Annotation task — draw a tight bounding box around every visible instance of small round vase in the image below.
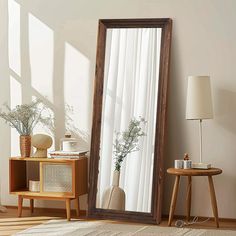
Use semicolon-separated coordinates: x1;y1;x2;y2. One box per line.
32;134;53;158
101;170;126;210
20;135;31;157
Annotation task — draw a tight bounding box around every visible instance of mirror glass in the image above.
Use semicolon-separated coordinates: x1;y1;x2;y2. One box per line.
96;27;162;213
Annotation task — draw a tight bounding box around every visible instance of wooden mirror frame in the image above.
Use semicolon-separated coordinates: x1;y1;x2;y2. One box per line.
88;18;172;224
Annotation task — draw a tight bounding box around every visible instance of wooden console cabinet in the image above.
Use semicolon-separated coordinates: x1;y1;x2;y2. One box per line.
9;157;88;220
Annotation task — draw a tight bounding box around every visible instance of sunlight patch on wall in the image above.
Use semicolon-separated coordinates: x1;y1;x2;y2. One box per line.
8;0;21;76
29;13;54;102
10;76;22;109
10;76;22;156
64;42;90;131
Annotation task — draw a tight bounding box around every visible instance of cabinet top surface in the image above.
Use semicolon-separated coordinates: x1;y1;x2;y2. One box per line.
167;168;222;176
10;157;87;162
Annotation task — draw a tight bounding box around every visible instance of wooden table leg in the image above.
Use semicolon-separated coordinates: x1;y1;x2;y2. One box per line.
75;197;80;217
66;199;71;221
208;176;219;228
18;196;23;217
168;175;180;226
30;199;34;214
186;176;192;222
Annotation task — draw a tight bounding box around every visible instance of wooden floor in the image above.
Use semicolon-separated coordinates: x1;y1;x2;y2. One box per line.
0;207;236;235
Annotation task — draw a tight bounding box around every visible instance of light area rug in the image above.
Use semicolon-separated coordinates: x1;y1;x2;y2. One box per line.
14;219;236;236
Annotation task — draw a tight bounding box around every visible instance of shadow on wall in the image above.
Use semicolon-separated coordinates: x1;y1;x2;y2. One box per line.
215;88;236;134
5;0;94;149
0;0;95;208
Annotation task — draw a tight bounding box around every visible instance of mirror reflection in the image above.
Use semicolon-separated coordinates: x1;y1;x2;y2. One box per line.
96;27;162;213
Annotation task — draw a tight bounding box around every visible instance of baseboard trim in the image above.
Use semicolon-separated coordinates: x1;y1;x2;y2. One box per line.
3;207;235;223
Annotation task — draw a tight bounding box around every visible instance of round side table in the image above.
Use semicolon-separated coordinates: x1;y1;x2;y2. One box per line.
167;168;222;228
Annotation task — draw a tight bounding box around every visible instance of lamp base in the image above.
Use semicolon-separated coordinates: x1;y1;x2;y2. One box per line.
192;163;211;169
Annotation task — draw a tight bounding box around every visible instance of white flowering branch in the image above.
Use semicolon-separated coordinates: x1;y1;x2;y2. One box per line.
113;117;146;172
0;99;54;135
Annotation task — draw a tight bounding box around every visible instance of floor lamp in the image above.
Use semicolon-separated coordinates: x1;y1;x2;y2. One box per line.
186;76;213;169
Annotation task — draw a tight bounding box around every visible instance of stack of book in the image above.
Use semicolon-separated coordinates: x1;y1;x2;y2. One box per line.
49;150;88;159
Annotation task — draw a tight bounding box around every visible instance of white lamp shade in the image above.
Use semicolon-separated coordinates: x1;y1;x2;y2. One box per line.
186;76;213;120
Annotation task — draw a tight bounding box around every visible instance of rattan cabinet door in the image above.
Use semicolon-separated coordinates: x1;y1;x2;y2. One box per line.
42;163;73;194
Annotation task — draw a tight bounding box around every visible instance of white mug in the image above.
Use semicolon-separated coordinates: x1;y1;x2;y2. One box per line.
175;160;184;169
184;160;192;169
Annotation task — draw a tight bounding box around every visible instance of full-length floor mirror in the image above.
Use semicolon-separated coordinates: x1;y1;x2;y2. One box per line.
88;19;172;224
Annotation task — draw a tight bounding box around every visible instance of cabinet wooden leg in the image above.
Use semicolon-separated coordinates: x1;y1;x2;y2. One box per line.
30;199;34;214
18;196;23;217
186;176;192;222
208;176;219;228
66;199;71;221
75;197;80;217
168;175;180;226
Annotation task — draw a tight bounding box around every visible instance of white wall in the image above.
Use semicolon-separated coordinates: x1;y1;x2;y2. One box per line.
0;0;236;218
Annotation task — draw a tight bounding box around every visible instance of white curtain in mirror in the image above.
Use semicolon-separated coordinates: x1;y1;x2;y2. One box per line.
97;28;162;212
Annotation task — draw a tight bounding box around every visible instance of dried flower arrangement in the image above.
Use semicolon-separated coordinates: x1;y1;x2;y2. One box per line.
113;117;146;172
0;99;54;135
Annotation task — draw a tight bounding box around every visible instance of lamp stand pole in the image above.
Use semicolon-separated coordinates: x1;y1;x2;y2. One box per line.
199;119;203;163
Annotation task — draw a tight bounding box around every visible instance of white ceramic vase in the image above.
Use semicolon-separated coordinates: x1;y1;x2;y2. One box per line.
32;134;53;158
101;170;125;210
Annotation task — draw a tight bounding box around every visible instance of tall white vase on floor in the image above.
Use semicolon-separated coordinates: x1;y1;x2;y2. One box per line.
102;170;125;210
